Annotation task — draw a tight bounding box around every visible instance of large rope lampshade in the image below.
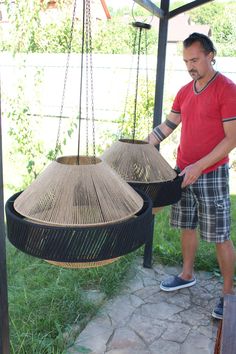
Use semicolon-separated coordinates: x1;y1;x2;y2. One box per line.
102;139;183;208
5;0;153;268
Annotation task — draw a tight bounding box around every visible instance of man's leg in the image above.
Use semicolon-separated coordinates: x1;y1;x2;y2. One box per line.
160;228;198;291
160;183;198;291
179;228;198;280
216;240;235;295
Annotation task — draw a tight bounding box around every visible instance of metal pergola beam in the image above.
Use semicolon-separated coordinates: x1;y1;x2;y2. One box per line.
169;0;214;19
133;0;165;19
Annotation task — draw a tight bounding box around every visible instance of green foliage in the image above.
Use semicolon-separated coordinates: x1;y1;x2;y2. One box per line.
4;63;78;190
2;0;235;57
5;68;46;188
120;78;155;140
35;16;81;54
2;0;158;55
189;1;236;56
4;0;41;54
2;0;80;53
92;19;134;54
170;1;186;10
96;77;155;156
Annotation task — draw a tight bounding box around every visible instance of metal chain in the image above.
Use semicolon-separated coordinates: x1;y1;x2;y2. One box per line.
121;27;138;139
77;0;86;164
85;0;89;157
122;24;150;142
55;0;77;158
132;26;142;142
77;0;96;164
145;30;150;136
79;0;96;164
87;0;96;162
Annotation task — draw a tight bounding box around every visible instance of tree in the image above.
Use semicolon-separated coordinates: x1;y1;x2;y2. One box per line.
2;0;158;54
189;1;236;56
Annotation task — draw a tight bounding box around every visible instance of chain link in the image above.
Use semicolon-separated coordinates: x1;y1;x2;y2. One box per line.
132;27;142;142
85;0;89;156
122;24;151;142
145;30;150;136
121;28;138;140
88;3;96;163
78;0;96;164
87;0;96;162
55;0;77;158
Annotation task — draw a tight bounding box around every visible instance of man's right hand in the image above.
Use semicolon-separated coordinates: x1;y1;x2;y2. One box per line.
146;132;159;145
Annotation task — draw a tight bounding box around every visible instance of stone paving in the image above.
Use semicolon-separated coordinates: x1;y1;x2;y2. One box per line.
67;258;221;354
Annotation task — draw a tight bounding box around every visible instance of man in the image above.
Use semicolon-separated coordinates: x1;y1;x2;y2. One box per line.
149;32;236;319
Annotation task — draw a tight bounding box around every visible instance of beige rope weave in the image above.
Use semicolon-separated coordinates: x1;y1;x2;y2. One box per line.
14;156;143;226
46;258;120;269
102;139;177;183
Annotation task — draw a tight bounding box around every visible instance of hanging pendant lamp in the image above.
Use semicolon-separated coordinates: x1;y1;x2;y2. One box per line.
102;139;183;208
6;164;152;268
102;20;183;209
5;0;153;268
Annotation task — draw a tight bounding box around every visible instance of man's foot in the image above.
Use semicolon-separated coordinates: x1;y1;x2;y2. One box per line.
160;275;196;292
212;297;224;320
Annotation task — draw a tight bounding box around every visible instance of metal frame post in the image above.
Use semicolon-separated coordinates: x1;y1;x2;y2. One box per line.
0;79;10;354
153;0;170;128
143;215;154;268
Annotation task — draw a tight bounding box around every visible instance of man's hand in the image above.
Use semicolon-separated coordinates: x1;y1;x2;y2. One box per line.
179;163;203;188
145;132;160;145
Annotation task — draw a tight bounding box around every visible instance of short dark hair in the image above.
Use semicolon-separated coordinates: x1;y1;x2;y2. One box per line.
183;32;217;57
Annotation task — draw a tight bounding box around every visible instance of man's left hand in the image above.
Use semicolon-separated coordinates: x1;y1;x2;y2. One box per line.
179;163;203;188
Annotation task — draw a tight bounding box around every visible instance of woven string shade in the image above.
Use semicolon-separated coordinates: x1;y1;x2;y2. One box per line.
46;259;118;269
102;139;183;208
6;156;154;268
102;139;177;183
14;156;143;226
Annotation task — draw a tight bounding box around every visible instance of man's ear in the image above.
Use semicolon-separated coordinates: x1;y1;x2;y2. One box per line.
208;52;214;63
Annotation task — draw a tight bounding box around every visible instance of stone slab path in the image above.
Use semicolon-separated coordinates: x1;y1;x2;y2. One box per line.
67;259;221;354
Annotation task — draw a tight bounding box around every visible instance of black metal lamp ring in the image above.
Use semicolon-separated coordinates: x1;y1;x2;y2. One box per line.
132;21;151;30
131;1;153;26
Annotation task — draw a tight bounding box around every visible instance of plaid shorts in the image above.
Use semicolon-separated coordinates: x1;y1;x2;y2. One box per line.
170;164;231;243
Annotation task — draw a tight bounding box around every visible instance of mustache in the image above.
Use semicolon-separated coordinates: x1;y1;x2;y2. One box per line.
189;70;197;74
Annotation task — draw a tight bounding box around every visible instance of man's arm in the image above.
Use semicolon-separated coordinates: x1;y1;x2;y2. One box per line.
180;120;236;187
148;111;181;145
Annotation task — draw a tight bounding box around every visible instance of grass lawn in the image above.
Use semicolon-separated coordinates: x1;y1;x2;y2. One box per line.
6;194;236;353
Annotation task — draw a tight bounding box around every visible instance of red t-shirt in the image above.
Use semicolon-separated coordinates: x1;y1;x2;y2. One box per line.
172;72;236;173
